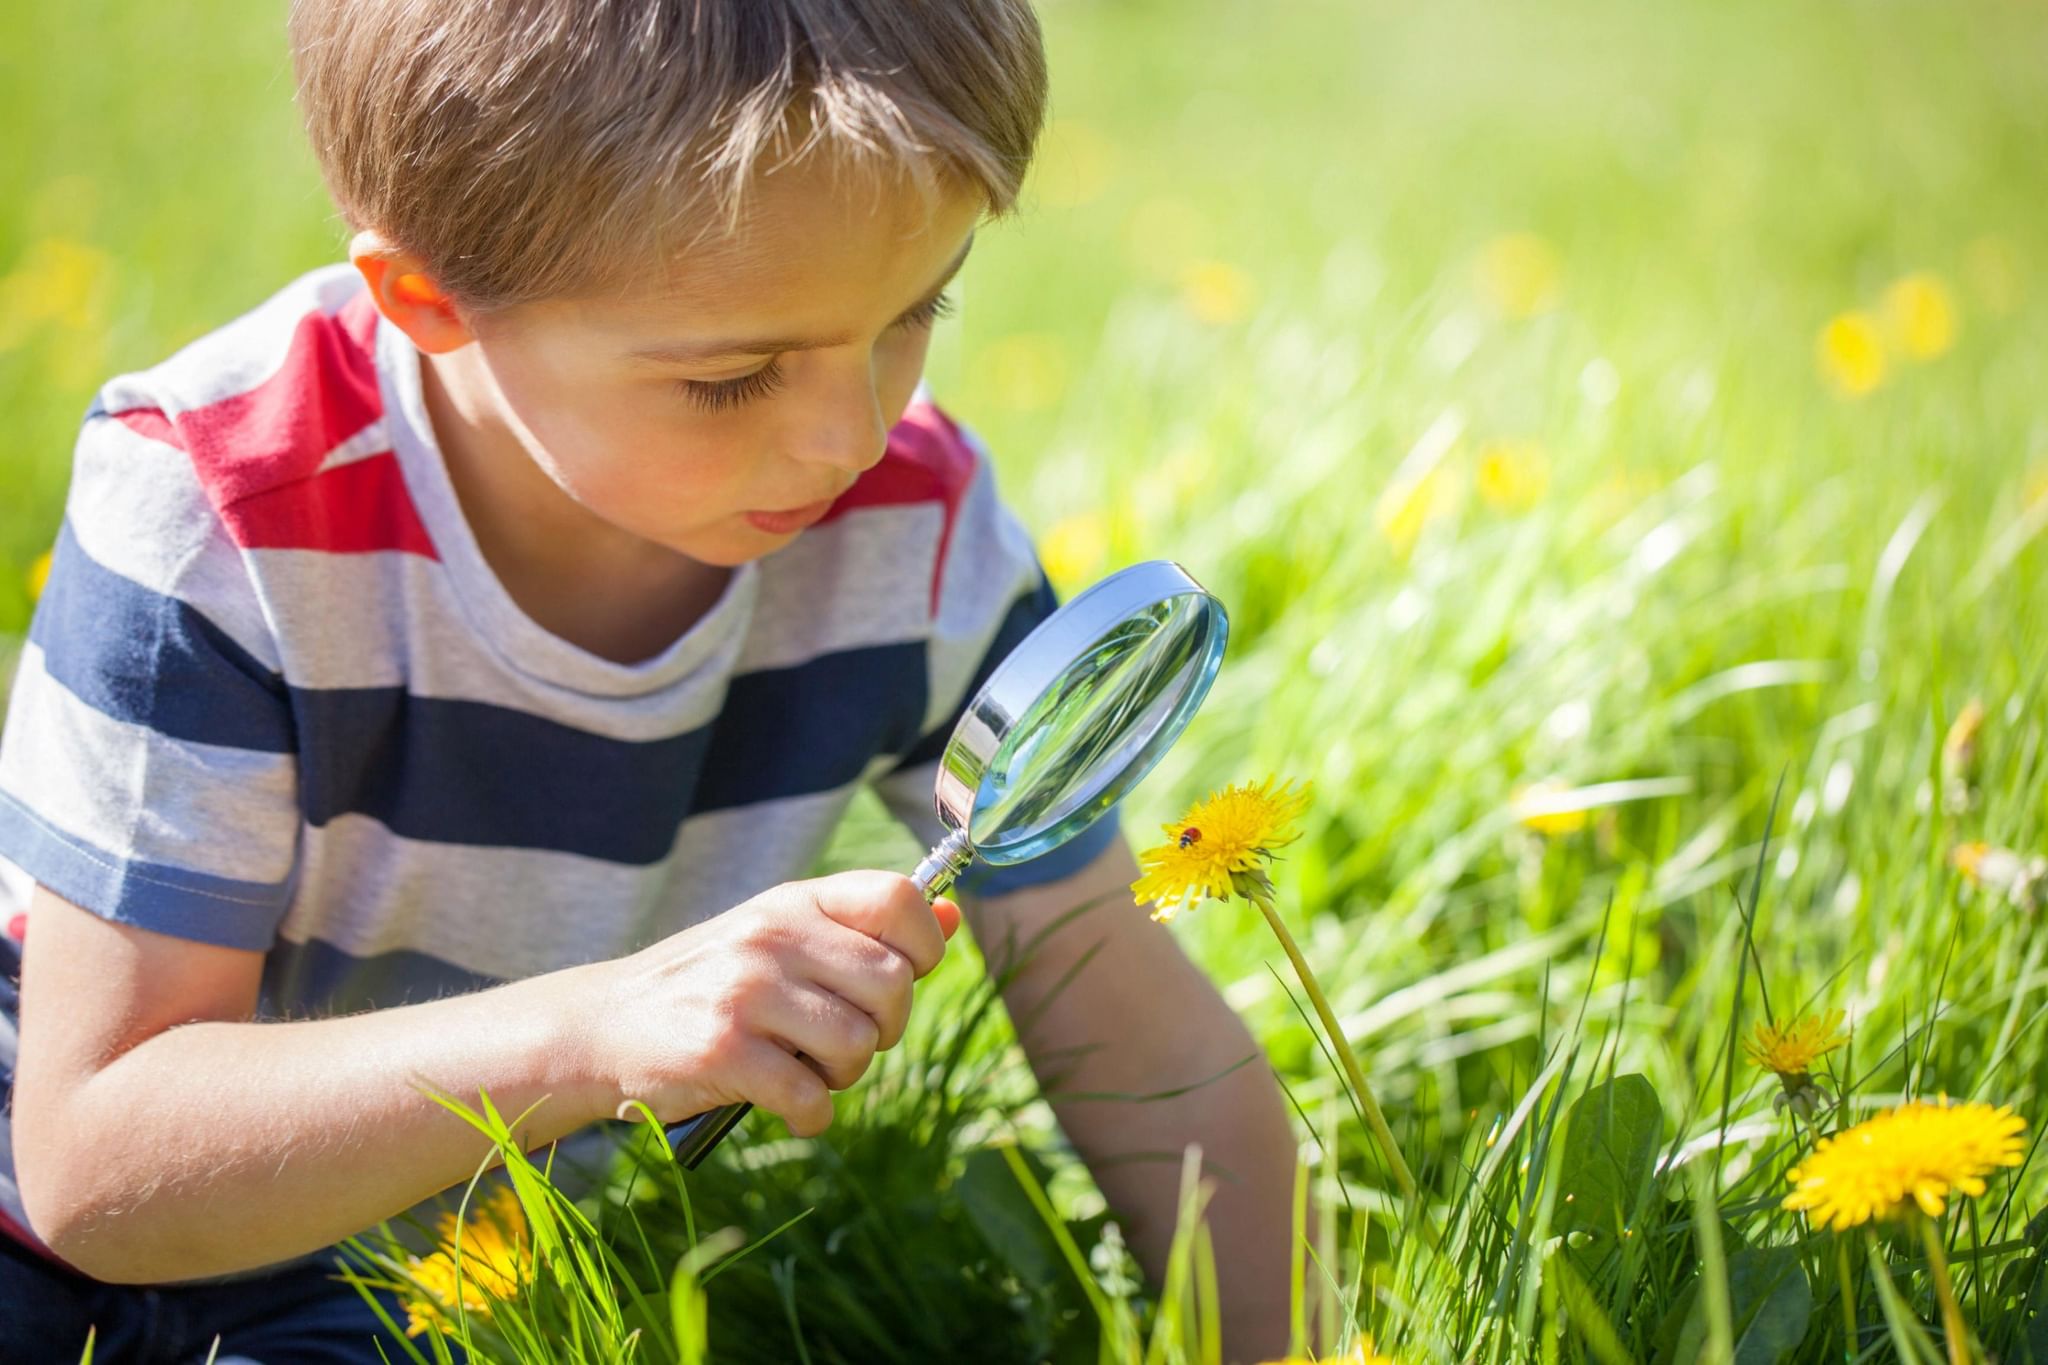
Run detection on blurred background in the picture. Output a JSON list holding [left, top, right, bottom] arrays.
[[2, 0, 2046, 1349]]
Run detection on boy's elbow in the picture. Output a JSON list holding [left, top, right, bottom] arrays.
[[14, 1109, 154, 1284]]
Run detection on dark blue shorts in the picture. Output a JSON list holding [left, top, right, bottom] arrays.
[[0, 1230, 424, 1364]]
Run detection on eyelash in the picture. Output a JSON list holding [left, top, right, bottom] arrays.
[[677, 291, 955, 414]]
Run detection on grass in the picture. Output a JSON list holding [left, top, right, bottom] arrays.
[[11, 0, 2048, 1360]]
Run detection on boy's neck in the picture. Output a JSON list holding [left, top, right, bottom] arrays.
[[420, 348, 735, 666]]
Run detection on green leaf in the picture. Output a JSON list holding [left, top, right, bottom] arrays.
[[956, 1146, 1067, 1293], [1669, 1247, 1813, 1365], [1556, 1073, 1663, 1237]]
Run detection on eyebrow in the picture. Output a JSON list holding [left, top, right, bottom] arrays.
[[627, 236, 974, 366]]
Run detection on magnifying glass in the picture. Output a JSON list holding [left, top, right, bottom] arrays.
[[665, 559, 1229, 1167]]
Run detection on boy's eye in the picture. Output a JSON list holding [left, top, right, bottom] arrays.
[[898, 291, 955, 331], [678, 360, 787, 413], [672, 295, 951, 414]]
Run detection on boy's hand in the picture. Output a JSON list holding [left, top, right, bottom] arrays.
[[575, 871, 960, 1137]]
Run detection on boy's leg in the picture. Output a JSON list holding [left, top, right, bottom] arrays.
[[0, 1227, 157, 1361], [174, 1256, 430, 1365]]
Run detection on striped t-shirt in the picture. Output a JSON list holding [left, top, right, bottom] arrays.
[[0, 264, 1116, 1277]]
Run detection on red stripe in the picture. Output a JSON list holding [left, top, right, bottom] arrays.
[[106, 291, 434, 559], [820, 401, 977, 615]]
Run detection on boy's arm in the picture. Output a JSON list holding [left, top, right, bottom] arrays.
[[960, 834, 1298, 1364], [14, 870, 952, 1284]]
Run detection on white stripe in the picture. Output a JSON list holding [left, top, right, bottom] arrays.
[[0, 644, 299, 888], [742, 501, 943, 672], [66, 415, 282, 673], [281, 781, 873, 980]]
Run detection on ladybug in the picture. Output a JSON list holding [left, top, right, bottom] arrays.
[[1178, 827, 1202, 849]]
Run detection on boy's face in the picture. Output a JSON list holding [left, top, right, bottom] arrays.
[[371, 158, 982, 568]]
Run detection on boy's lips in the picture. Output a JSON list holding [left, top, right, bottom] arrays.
[[743, 495, 840, 535]]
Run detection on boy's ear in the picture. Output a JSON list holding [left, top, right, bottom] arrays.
[[350, 231, 475, 354]]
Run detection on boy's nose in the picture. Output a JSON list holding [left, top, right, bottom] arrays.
[[791, 369, 890, 476]]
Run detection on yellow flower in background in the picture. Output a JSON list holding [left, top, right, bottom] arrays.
[[1784, 1099, 2025, 1230], [1473, 232, 1562, 319], [1038, 511, 1110, 588], [1180, 259, 1257, 325], [1475, 440, 1550, 511], [1746, 1010, 1849, 1078], [401, 1186, 530, 1338], [1510, 778, 1591, 836], [1881, 272, 1959, 361], [26, 551, 52, 601], [1951, 841, 2047, 911], [1132, 776, 1311, 922], [1260, 1342, 1395, 1365], [1374, 465, 1459, 556], [976, 332, 1070, 413], [1816, 311, 1886, 397], [0, 237, 113, 353]]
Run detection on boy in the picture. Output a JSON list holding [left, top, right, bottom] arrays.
[[0, 1, 1296, 1358]]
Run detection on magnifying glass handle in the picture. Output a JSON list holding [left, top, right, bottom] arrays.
[[664, 830, 979, 1165]]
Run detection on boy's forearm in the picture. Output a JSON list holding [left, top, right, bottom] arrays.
[[971, 847, 1297, 1363], [21, 963, 607, 1284]]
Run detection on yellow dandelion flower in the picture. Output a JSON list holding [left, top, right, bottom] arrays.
[[1745, 1010, 1849, 1078], [1474, 232, 1562, 319], [1374, 465, 1459, 557], [1952, 841, 2048, 911], [26, 550, 52, 601], [1475, 440, 1550, 511], [1131, 776, 1311, 922], [1180, 259, 1257, 326], [1510, 779, 1591, 836], [1260, 1344, 1395, 1365], [401, 1186, 530, 1338], [1816, 311, 1886, 397], [1038, 512, 1110, 588], [1783, 1098, 2026, 1230], [1881, 272, 1959, 361]]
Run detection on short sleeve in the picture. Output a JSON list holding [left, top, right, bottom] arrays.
[[0, 401, 301, 949], [869, 417, 1120, 899]]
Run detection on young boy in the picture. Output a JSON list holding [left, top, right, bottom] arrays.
[[0, 1, 1296, 1358]]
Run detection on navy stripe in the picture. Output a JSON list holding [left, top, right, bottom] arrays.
[[295, 639, 926, 863], [0, 790, 292, 950], [260, 935, 501, 1015], [29, 540, 1060, 865], [892, 572, 1058, 774], [32, 521, 295, 753]]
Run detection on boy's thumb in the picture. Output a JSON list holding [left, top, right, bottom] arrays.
[[933, 896, 962, 940]]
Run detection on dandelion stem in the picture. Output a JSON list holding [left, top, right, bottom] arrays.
[[1246, 885, 1419, 1208], [1835, 1233, 1856, 1362], [1918, 1213, 1970, 1365]]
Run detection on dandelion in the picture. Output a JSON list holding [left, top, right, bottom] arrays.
[[1951, 841, 2047, 911], [1475, 440, 1550, 511], [1260, 1342, 1396, 1365], [1816, 311, 1886, 397], [1038, 512, 1110, 589], [1135, 779, 1424, 1213], [1132, 776, 1310, 923], [1746, 1010, 1848, 1118], [26, 550, 51, 602], [1785, 1098, 2025, 1365], [1784, 1098, 2026, 1230], [1473, 232, 1561, 319], [1882, 272, 1960, 361], [1941, 698, 1985, 812], [1510, 778, 1591, 836], [400, 1185, 530, 1339], [1180, 259, 1257, 326]]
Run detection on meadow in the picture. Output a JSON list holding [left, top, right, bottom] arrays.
[[6, 0, 2048, 1360]]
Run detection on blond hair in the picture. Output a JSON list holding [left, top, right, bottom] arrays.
[[289, 0, 1047, 310]]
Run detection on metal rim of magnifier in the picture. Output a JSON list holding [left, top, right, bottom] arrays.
[[930, 559, 1228, 863]]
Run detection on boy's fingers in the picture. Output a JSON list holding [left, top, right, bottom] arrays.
[[933, 897, 961, 941], [807, 871, 948, 976]]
